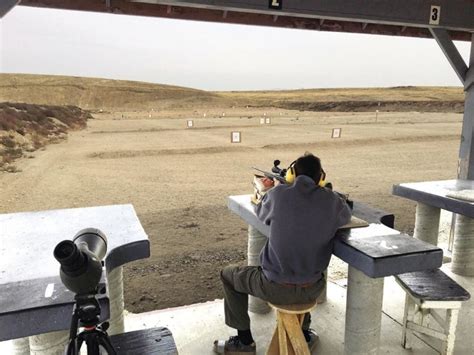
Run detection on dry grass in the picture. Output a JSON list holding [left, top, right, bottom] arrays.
[[0, 102, 91, 171], [216, 86, 464, 102], [0, 74, 224, 111], [0, 74, 465, 112], [217, 86, 465, 112]]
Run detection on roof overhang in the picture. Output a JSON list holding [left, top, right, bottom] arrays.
[[16, 0, 474, 41]]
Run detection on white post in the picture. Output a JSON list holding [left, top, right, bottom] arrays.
[[451, 215, 474, 276], [247, 226, 271, 314], [11, 337, 30, 355], [107, 266, 125, 335], [344, 266, 384, 355], [413, 203, 441, 245], [29, 330, 69, 355]]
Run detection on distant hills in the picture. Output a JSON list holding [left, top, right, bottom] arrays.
[[0, 74, 223, 111], [0, 73, 465, 112]]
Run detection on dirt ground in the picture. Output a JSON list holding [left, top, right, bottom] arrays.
[[0, 108, 462, 313]]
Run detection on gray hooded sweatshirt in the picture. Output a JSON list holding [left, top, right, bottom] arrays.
[[255, 175, 352, 284]]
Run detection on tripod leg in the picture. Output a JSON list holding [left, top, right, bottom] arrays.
[[86, 334, 101, 355], [75, 335, 84, 355], [97, 334, 117, 355]]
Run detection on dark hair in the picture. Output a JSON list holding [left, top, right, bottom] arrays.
[[294, 153, 322, 183]]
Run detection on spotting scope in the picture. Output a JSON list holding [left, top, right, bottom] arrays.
[[54, 228, 107, 295]]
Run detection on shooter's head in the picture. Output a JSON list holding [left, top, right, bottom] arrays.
[[294, 153, 325, 185]]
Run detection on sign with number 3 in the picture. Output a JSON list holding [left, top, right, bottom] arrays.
[[429, 5, 440, 25]]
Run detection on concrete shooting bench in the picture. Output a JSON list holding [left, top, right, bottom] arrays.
[[393, 179, 474, 277], [228, 194, 443, 355], [0, 204, 177, 355]]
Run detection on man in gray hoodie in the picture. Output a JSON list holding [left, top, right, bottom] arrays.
[[214, 153, 352, 355]]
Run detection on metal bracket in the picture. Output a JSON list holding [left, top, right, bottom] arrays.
[[465, 34, 474, 91], [466, 67, 474, 92], [430, 27, 468, 85]]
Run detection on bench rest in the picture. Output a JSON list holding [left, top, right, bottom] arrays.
[[109, 327, 178, 355], [395, 269, 470, 302], [395, 269, 470, 355]]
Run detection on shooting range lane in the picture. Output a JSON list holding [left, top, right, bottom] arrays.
[[393, 179, 474, 276], [228, 195, 443, 355], [0, 204, 150, 342]]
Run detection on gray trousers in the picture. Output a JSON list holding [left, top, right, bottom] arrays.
[[221, 265, 325, 331]]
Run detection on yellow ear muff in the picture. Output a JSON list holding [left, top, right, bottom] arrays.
[[318, 169, 327, 187], [285, 166, 296, 184]]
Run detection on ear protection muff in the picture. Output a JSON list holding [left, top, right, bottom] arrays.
[[285, 160, 326, 187], [284, 160, 297, 184]]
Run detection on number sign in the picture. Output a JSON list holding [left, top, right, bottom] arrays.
[[429, 5, 440, 25], [269, 0, 282, 10]]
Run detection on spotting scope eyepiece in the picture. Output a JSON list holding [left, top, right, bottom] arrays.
[[54, 228, 107, 295]]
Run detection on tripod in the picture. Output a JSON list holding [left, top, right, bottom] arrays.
[[66, 294, 116, 355]]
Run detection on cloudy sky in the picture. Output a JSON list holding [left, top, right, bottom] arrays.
[[0, 5, 471, 91]]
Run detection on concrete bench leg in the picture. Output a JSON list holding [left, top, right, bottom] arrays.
[[11, 337, 30, 355], [452, 215, 474, 276], [108, 266, 125, 335], [29, 330, 69, 355], [247, 226, 271, 314], [414, 203, 441, 245], [344, 266, 384, 355]]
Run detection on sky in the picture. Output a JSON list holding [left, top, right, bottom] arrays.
[[0, 5, 471, 91]]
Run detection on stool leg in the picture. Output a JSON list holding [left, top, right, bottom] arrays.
[[443, 309, 459, 355], [281, 313, 310, 355], [278, 314, 289, 355], [267, 315, 280, 355], [401, 294, 410, 349]]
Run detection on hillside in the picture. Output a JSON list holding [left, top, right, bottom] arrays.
[[0, 74, 224, 111], [0, 74, 465, 112], [218, 86, 465, 112], [0, 102, 91, 172]]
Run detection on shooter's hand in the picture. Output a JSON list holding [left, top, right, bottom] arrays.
[[262, 177, 275, 188]]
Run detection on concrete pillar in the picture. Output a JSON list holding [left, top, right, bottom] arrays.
[[11, 337, 30, 355], [452, 215, 474, 276], [29, 330, 69, 355], [107, 266, 125, 335], [344, 266, 384, 355], [452, 35, 474, 276], [413, 203, 441, 245], [247, 225, 271, 314]]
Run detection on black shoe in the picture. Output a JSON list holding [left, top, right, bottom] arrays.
[[213, 335, 256, 355], [304, 330, 319, 353]]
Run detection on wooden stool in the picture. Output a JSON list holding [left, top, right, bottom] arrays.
[[395, 270, 470, 355], [266, 302, 317, 355]]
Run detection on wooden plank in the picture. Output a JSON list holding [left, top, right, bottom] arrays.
[[281, 313, 310, 355]]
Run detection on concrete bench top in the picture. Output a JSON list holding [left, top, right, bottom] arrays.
[[0, 204, 149, 284], [228, 195, 443, 278], [0, 204, 150, 340], [392, 179, 474, 218]]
